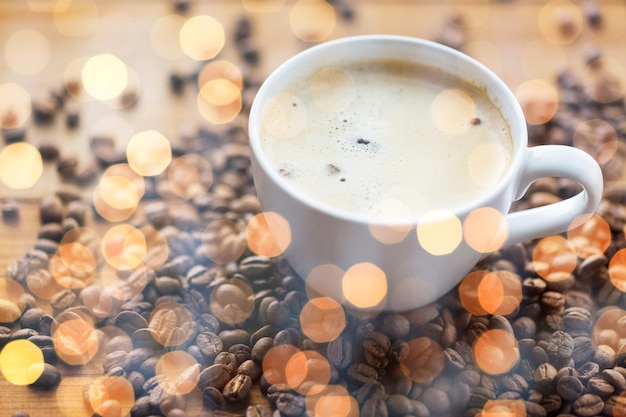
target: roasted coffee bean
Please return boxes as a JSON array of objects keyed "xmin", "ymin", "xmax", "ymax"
[
  {"xmin": 239, "ymin": 256, "xmax": 272, "ymax": 279},
  {"xmin": 115, "ymin": 311, "xmax": 149, "ymax": 336},
  {"xmin": 222, "ymin": 373, "xmax": 252, "ymax": 402},
  {"xmin": 588, "ymin": 376, "xmax": 615, "ymax": 398},
  {"xmin": 50, "ymin": 289, "xmax": 77, "ymax": 311},
  {"xmin": 572, "ymin": 394, "xmax": 604, "ymax": 417},
  {"xmin": 534, "ymin": 363, "xmax": 557, "ymax": 391},
  {"xmin": 499, "ymin": 373, "xmax": 529, "ymax": 394},
  {"xmin": 546, "ymin": 330, "xmax": 574, "ymax": 366},
  {"xmin": 275, "ymin": 392, "xmax": 305, "ymax": 417},
  {"xmin": 198, "ymin": 364, "xmax": 231, "ymax": 391},
  {"xmin": 214, "ymin": 351, "xmax": 238, "ymax": 377},
  {"xmin": 327, "ymin": 335, "xmax": 353, "ymax": 369},
  {"xmin": 251, "ymin": 337, "xmax": 274, "ymax": 363},
  {"xmin": 421, "ymin": 387, "xmax": 450, "ymax": 414},
  {"xmin": 557, "ymin": 375, "xmax": 585, "ymax": 401},
  {"xmin": 363, "ymin": 331, "xmax": 391, "ymax": 369},
  {"xmin": 273, "ymin": 328, "xmax": 301, "ymax": 347},
  {"xmin": 572, "ymin": 336, "xmax": 595, "ymax": 365},
  {"xmin": 361, "ymin": 398, "xmax": 388, "ymax": 417},
  {"xmin": 563, "ymin": 307, "xmax": 593, "ymax": 332},
  {"xmin": 219, "ymin": 329, "xmax": 250, "ymax": 350},
  {"xmin": 237, "ymin": 359, "xmax": 261, "ymax": 380},
  {"xmin": 348, "ymin": 362, "xmax": 379, "ymax": 385},
  {"xmin": 202, "ymin": 386, "xmax": 224, "ymax": 410},
  {"xmin": 593, "ymin": 344, "xmax": 617, "ymax": 369},
  {"xmin": 468, "ymin": 386, "xmax": 496, "ymax": 408},
  {"xmin": 266, "ymin": 300, "xmax": 290, "ymax": 328},
  {"xmin": 30, "ymin": 363, "xmax": 61, "ymax": 389},
  {"xmin": 196, "ymin": 330, "xmax": 223, "ymax": 362},
  {"xmin": 382, "ymin": 313, "xmax": 410, "ymax": 340}
]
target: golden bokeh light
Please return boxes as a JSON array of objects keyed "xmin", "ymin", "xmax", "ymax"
[
  {"xmin": 538, "ymin": 0, "xmax": 584, "ymax": 44},
  {"xmin": 98, "ymin": 175, "xmax": 139, "ymax": 210},
  {"xmin": 0, "ymin": 143, "xmax": 43, "ymax": 190},
  {"xmin": 468, "ymin": 143, "xmax": 510, "ymax": 189},
  {"xmin": 0, "ymin": 278, "xmax": 26, "ymax": 324},
  {"xmin": 573, "ymin": 119, "xmax": 619, "ymax": 166},
  {"xmin": 262, "ymin": 344, "xmax": 301, "ymax": 385},
  {"xmin": 400, "ymin": 337, "xmax": 444, "ymax": 383},
  {"xmin": 201, "ymin": 219, "xmax": 247, "ymax": 264},
  {"xmin": 126, "ymin": 130, "xmax": 172, "ymax": 176},
  {"xmin": 459, "ymin": 270, "xmax": 490, "ymax": 316},
  {"xmin": 593, "ymin": 307, "xmax": 626, "ymax": 351},
  {"xmin": 85, "ymin": 376, "xmax": 135, "ymax": 417},
  {"xmin": 473, "ymin": 329, "xmax": 520, "ymax": 375},
  {"xmin": 567, "ymin": 213, "xmax": 611, "ymax": 258},
  {"xmin": 342, "ymin": 263, "xmax": 387, "ymax": 309},
  {"xmin": 463, "ymin": 207, "xmax": 508, "ymax": 254},
  {"xmin": 197, "ymin": 78, "xmax": 242, "ymax": 124},
  {"xmin": 82, "ymin": 53, "xmax": 128, "ymax": 101},
  {"xmin": 0, "ymin": 83, "xmax": 31, "ymax": 128},
  {"xmin": 4, "ymin": 29, "xmax": 50, "ymax": 75},
  {"xmin": 53, "ymin": 0, "xmax": 98, "ymax": 37},
  {"xmin": 481, "ymin": 400, "xmax": 527, "ymax": 417},
  {"xmin": 242, "ymin": 0, "xmax": 286, "ymax": 13},
  {"xmin": 50, "ymin": 242, "xmax": 97, "ymax": 289},
  {"xmin": 417, "ymin": 209, "xmax": 462, "ymax": 256},
  {"xmin": 156, "ymin": 351, "xmax": 200, "ymax": 396},
  {"xmin": 150, "ymin": 14, "xmax": 186, "ymax": 60},
  {"xmin": 0, "ymin": 340, "xmax": 45, "ymax": 386},
  {"xmin": 300, "ymin": 297, "xmax": 346, "ymax": 343},
  {"xmin": 210, "ymin": 279, "xmax": 255, "ymax": 325},
  {"xmin": 197, "ymin": 60, "xmax": 243, "ymax": 91},
  {"xmin": 53, "ymin": 317, "xmax": 100, "ymax": 365},
  {"xmin": 609, "ymin": 249, "xmax": 626, "ymax": 293},
  {"xmin": 532, "ymin": 235, "xmax": 577, "ymax": 281},
  {"xmin": 310, "ymin": 66, "xmax": 356, "ymax": 112},
  {"xmin": 27, "ymin": 0, "xmax": 70, "ymax": 12},
  {"xmin": 290, "ymin": 0, "xmax": 336, "ymax": 43},
  {"xmin": 305, "ymin": 263, "xmax": 345, "ymax": 303},
  {"xmin": 285, "ymin": 350, "xmax": 331, "ymax": 395},
  {"xmin": 515, "ymin": 79, "xmax": 559, "ymax": 125},
  {"xmin": 148, "ymin": 302, "xmax": 194, "ymax": 347},
  {"xmin": 167, "ymin": 154, "xmax": 213, "ymax": 200},
  {"xmin": 459, "ymin": 270, "xmax": 522, "ymax": 316},
  {"xmin": 261, "ymin": 93, "xmax": 308, "ymax": 140},
  {"xmin": 102, "ymin": 224, "xmax": 147, "ymax": 270},
  {"xmin": 306, "ymin": 385, "xmax": 359, "ymax": 417},
  {"xmin": 367, "ymin": 198, "xmax": 413, "ymax": 244},
  {"xmin": 246, "ymin": 211, "xmax": 291, "ymax": 257},
  {"xmin": 431, "ymin": 88, "xmax": 477, "ymax": 135},
  {"xmin": 179, "ymin": 15, "xmax": 225, "ymax": 61},
  {"xmin": 582, "ymin": 57, "xmax": 626, "ymax": 104}
]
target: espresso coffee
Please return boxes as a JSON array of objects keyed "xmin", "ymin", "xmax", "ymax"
[{"xmin": 259, "ymin": 58, "xmax": 513, "ymax": 220}]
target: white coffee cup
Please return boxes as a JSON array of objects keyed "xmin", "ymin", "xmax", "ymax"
[{"xmin": 248, "ymin": 35, "xmax": 603, "ymax": 312}]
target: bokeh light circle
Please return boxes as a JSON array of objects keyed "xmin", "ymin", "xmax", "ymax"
[
  {"xmin": 515, "ymin": 79, "xmax": 559, "ymax": 125},
  {"xmin": 290, "ymin": 0, "xmax": 336, "ymax": 43},
  {"xmin": 246, "ymin": 212, "xmax": 291, "ymax": 257},
  {"xmin": 473, "ymin": 329, "xmax": 520, "ymax": 375},
  {"xmin": 532, "ymin": 235, "xmax": 577, "ymax": 281},
  {"xmin": 126, "ymin": 130, "xmax": 172, "ymax": 176},
  {"xmin": 300, "ymin": 297, "xmax": 346, "ymax": 343},
  {"xmin": 399, "ymin": 337, "xmax": 444, "ymax": 383},
  {"xmin": 0, "ymin": 143, "xmax": 43, "ymax": 190},
  {"xmin": 209, "ymin": 279, "xmax": 255, "ymax": 325},
  {"xmin": 82, "ymin": 53, "xmax": 128, "ymax": 101},
  {"xmin": 417, "ymin": 209, "xmax": 462, "ymax": 256},
  {"xmin": 463, "ymin": 207, "xmax": 508, "ymax": 253},
  {"xmin": 342, "ymin": 263, "xmax": 387, "ymax": 309},
  {"xmin": 179, "ymin": 15, "xmax": 225, "ymax": 61},
  {"xmin": 0, "ymin": 340, "xmax": 44, "ymax": 385}
]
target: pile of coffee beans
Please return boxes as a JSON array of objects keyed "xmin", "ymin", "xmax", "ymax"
[{"xmin": 2, "ymin": 2, "xmax": 626, "ymax": 417}]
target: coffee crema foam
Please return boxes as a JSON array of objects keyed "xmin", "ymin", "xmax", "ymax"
[{"xmin": 260, "ymin": 58, "xmax": 513, "ymax": 221}]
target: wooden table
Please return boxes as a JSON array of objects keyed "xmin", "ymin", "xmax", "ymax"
[{"xmin": 1, "ymin": 1, "xmax": 625, "ymax": 416}]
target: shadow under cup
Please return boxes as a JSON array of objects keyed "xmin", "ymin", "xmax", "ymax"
[{"xmin": 248, "ymin": 35, "xmax": 535, "ymax": 312}]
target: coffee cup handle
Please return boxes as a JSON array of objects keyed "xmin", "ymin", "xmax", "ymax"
[{"xmin": 505, "ymin": 145, "xmax": 603, "ymax": 246}]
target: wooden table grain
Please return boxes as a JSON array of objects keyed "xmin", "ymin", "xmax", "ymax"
[{"xmin": 1, "ymin": 1, "xmax": 625, "ymax": 416}]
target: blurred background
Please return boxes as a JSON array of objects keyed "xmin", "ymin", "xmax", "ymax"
[{"xmin": 1, "ymin": 1, "xmax": 626, "ymax": 416}]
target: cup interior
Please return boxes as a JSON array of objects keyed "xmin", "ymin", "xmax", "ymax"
[{"xmin": 249, "ymin": 35, "xmax": 528, "ymax": 225}]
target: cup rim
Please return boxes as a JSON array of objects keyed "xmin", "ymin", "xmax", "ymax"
[{"xmin": 248, "ymin": 34, "xmax": 528, "ymax": 226}]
